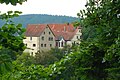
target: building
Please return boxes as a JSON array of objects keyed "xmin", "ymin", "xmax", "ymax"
[{"xmin": 23, "ymin": 24, "xmax": 82, "ymax": 56}]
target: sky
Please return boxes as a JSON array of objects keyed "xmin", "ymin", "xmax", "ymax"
[{"xmin": 0, "ymin": 0, "xmax": 86, "ymax": 17}]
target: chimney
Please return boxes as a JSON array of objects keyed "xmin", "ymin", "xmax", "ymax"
[
  {"xmin": 64, "ymin": 26, "xmax": 66, "ymax": 32},
  {"xmin": 67, "ymin": 23, "xmax": 69, "ymax": 25}
]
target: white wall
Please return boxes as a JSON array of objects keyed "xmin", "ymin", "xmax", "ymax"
[
  {"xmin": 23, "ymin": 37, "xmax": 39, "ymax": 56},
  {"xmin": 66, "ymin": 41, "xmax": 72, "ymax": 46},
  {"xmin": 71, "ymin": 29, "xmax": 82, "ymax": 44}
]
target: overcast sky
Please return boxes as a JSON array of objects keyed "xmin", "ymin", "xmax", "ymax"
[{"xmin": 0, "ymin": 0, "xmax": 86, "ymax": 17}]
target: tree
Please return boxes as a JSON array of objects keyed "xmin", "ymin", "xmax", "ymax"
[
  {"xmin": 0, "ymin": 11, "xmax": 26, "ymax": 58},
  {"xmin": 0, "ymin": 0, "xmax": 27, "ymax": 76},
  {"xmin": 74, "ymin": 0, "xmax": 120, "ymax": 79},
  {"xmin": 35, "ymin": 50, "xmax": 58, "ymax": 66},
  {"xmin": 14, "ymin": 52, "xmax": 35, "ymax": 66},
  {"xmin": 40, "ymin": 0, "xmax": 120, "ymax": 79},
  {"xmin": 1, "ymin": 0, "xmax": 120, "ymax": 80},
  {"xmin": 0, "ymin": 0, "xmax": 27, "ymax": 5}
]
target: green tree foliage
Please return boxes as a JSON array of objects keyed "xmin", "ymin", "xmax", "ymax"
[
  {"xmin": 0, "ymin": 0, "xmax": 27, "ymax": 5},
  {"xmin": 72, "ymin": 0, "xmax": 120, "ymax": 79},
  {"xmin": 14, "ymin": 52, "xmax": 35, "ymax": 66},
  {"xmin": 35, "ymin": 51, "xmax": 58, "ymax": 66},
  {"xmin": 34, "ymin": 46, "xmax": 72, "ymax": 66},
  {"xmin": 1, "ymin": 0, "xmax": 120, "ymax": 80},
  {"xmin": 0, "ymin": 11, "xmax": 26, "ymax": 59},
  {"xmin": 0, "ymin": 48, "xmax": 13, "ymax": 76},
  {"xmin": 16, "ymin": 0, "xmax": 118, "ymax": 79},
  {"xmin": 0, "ymin": 0, "xmax": 26, "ymax": 76},
  {"xmin": 0, "ymin": 11, "xmax": 26, "ymax": 77},
  {"xmin": 50, "ymin": 46, "xmax": 72, "ymax": 60}
]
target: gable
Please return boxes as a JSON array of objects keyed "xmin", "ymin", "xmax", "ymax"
[
  {"xmin": 25, "ymin": 24, "xmax": 46, "ymax": 37},
  {"xmin": 40, "ymin": 25, "xmax": 55, "ymax": 37},
  {"xmin": 48, "ymin": 24, "xmax": 77, "ymax": 40},
  {"xmin": 25, "ymin": 24, "xmax": 81, "ymax": 40}
]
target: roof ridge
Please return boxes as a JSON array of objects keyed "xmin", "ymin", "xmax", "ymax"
[{"xmin": 25, "ymin": 23, "xmax": 78, "ymax": 40}]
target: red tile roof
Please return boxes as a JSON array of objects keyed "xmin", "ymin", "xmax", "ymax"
[
  {"xmin": 25, "ymin": 24, "xmax": 80, "ymax": 40},
  {"xmin": 25, "ymin": 24, "xmax": 46, "ymax": 37}
]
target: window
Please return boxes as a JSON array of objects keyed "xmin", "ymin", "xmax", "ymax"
[
  {"xmin": 33, "ymin": 44, "xmax": 36, "ymax": 47},
  {"xmin": 49, "ymin": 32, "xmax": 51, "ymax": 34},
  {"xmin": 41, "ymin": 44, "xmax": 43, "ymax": 47},
  {"xmin": 30, "ymin": 37, "xmax": 32, "ymax": 40},
  {"xmin": 31, "ymin": 52, "xmax": 33, "ymax": 56},
  {"xmin": 25, "ymin": 44, "xmax": 27, "ymax": 46},
  {"xmin": 44, "ymin": 44, "xmax": 46, "ymax": 47},
  {"xmin": 48, "ymin": 37, "xmax": 53, "ymax": 41},
  {"xmin": 41, "ymin": 36, "xmax": 44, "ymax": 40},
  {"xmin": 56, "ymin": 42, "xmax": 58, "ymax": 47},
  {"xmin": 59, "ymin": 42, "xmax": 60, "ymax": 47},
  {"xmin": 77, "ymin": 36, "xmax": 78, "ymax": 39},
  {"xmin": 48, "ymin": 37, "xmax": 50, "ymax": 41},
  {"xmin": 61, "ymin": 41, "xmax": 63, "ymax": 47},
  {"xmin": 79, "ymin": 30, "xmax": 81, "ymax": 32},
  {"xmin": 44, "ymin": 32, "xmax": 45, "ymax": 34},
  {"xmin": 51, "ymin": 37, "xmax": 53, "ymax": 41},
  {"xmin": 50, "ymin": 44, "xmax": 52, "ymax": 47}
]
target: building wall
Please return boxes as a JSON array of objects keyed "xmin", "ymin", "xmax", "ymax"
[
  {"xmin": 71, "ymin": 29, "xmax": 82, "ymax": 44},
  {"xmin": 66, "ymin": 41, "xmax": 72, "ymax": 46},
  {"xmin": 23, "ymin": 37, "xmax": 39, "ymax": 56},
  {"xmin": 23, "ymin": 26, "xmax": 82, "ymax": 56},
  {"xmin": 39, "ymin": 26, "xmax": 55, "ymax": 51}
]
